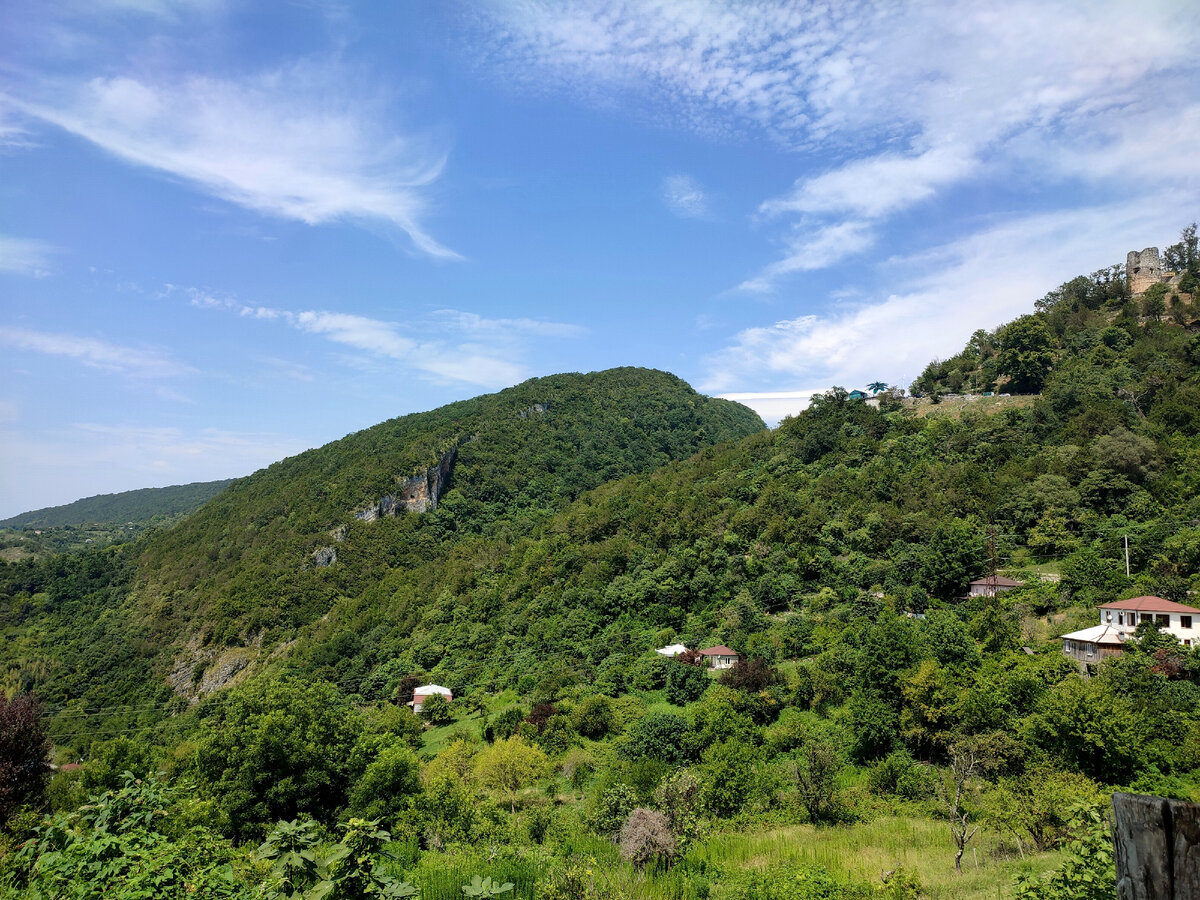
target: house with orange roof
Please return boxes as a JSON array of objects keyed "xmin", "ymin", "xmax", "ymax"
[{"xmin": 1061, "ymin": 595, "xmax": 1200, "ymax": 666}]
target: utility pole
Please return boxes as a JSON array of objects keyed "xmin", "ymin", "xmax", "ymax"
[
  {"xmin": 987, "ymin": 525, "xmax": 998, "ymax": 595},
  {"xmin": 1124, "ymin": 535, "xmax": 1131, "ymax": 578}
]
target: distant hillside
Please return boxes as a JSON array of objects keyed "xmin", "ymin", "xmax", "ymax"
[
  {"xmin": 0, "ymin": 480, "xmax": 236, "ymax": 529},
  {"xmin": 134, "ymin": 367, "xmax": 765, "ymax": 642}
]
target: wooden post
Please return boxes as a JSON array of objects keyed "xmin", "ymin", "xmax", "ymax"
[{"xmin": 1112, "ymin": 793, "xmax": 1200, "ymax": 899}]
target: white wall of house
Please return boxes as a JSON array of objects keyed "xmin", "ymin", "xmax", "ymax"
[{"xmin": 1100, "ymin": 608, "xmax": 1197, "ymax": 647}]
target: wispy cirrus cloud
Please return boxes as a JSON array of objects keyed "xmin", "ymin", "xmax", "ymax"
[
  {"xmin": 0, "ymin": 325, "xmax": 192, "ymax": 378},
  {"xmin": 184, "ymin": 289, "xmax": 582, "ymax": 389},
  {"xmin": 479, "ymin": 1, "xmax": 1199, "ymax": 290},
  {"xmin": 705, "ymin": 198, "xmax": 1188, "ymax": 398},
  {"xmin": 0, "ymin": 235, "xmax": 57, "ymax": 277},
  {"xmin": 662, "ymin": 174, "xmax": 709, "ymax": 218},
  {"xmin": 11, "ymin": 64, "xmax": 457, "ymax": 259}
]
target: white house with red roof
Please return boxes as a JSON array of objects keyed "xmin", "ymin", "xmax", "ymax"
[
  {"xmin": 698, "ymin": 645, "xmax": 740, "ymax": 669},
  {"xmin": 968, "ymin": 575, "xmax": 1024, "ymax": 597},
  {"xmin": 409, "ymin": 684, "xmax": 453, "ymax": 713},
  {"xmin": 1061, "ymin": 595, "xmax": 1200, "ymax": 665}
]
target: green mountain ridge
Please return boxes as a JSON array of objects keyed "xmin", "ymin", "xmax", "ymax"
[{"xmin": 0, "ymin": 480, "xmax": 236, "ymax": 530}]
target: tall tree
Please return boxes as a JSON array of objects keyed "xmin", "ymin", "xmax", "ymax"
[{"xmin": 0, "ymin": 692, "xmax": 49, "ymax": 822}]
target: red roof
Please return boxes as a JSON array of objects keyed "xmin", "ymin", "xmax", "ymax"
[
  {"xmin": 1099, "ymin": 596, "xmax": 1200, "ymax": 614},
  {"xmin": 698, "ymin": 645, "xmax": 739, "ymax": 656}
]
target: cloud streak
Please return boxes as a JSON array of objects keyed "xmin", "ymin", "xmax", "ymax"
[
  {"xmin": 662, "ymin": 174, "xmax": 709, "ymax": 218},
  {"xmin": 0, "ymin": 325, "xmax": 192, "ymax": 378},
  {"xmin": 480, "ymin": 1, "xmax": 1200, "ymax": 289},
  {"xmin": 705, "ymin": 198, "xmax": 1189, "ymax": 395},
  {"xmin": 13, "ymin": 66, "xmax": 457, "ymax": 258},
  {"xmin": 184, "ymin": 289, "xmax": 582, "ymax": 389},
  {"xmin": 0, "ymin": 235, "xmax": 57, "ymax": 277}
]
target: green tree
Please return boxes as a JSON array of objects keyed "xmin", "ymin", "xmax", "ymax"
[
  {"xmin": 349, "ymin": 741, "xmax": 422, "ymax": 823},
  {"xmin": 195, "ymin": 678, "xmax": 362, "ymax": 841},
  {"xmin": 472, "ymin": 735, "xmax": 549, "ymax": 813},
  {"xmin": 419, "ymin": 692, "xmax": 453, "ymax": 726},
  {"xmin": 790, "ymin": 739, "xmax": 843, "ymax": 825},
  {"xmin": 988, "ymin": 766, "xmax": 1103, "ymax": 853},
  {"xmin": 698, "ymin": 740, "xmax": 758, "ymax": 818},
  {"xmin": 997, "ymin": 315, "xmax": 1056, "ymax": 393},
  {"xmin": 0, "ymin": 693, "xmax": 48, "ymax": 823},
  {"xmin": 665, "ymin": 661, "xmax": 710, "ymax": 706}
]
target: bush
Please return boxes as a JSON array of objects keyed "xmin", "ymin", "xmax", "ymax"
[
  {"xmin": 589, "ymin": 782, "xmax": 637, "ymax": 838},
  {"xmin": 719, "ymin": 658, "xmax": 778, "ymax": 692},
  {"xmin": 620, "ymin": 713, "xmax": 690, "ymax": 765},
  {"xmin": 349, "ymin": 741, "xmax": 422, "ymax": 823},
  {"xmin": 665, "ymin": 662, "xmax": 710, "ymax": 706},
  {"xmin": 0, "ymin": 693, "xmax": 48, "ymax": 823},
  {"xmin": 618, "ymin": 808, "xmax": 677, "ymax": 870},
  {"xmin": 485, "ymin": 707, "xmax": 526, "ymax": 743},
  {"xmin": 571, "ymin": 695, "xmax": 614, "ymax": 739}
]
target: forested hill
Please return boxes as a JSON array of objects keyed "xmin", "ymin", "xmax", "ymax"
[
  {"xmin": 133, "ymin": 368, "xmax": 765, "ymax": 643},
  {"xmin": 0, "ymin": 480, "xmax": 235, "ymax": 530}
]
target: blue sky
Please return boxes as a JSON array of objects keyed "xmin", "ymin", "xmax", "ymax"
[{"xmin": 1, "ymin": 0, "xmax": 1198, "ymax": 517}]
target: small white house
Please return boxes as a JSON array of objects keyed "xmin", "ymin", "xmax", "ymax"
[
  {"xmin": 698, "ymin": 645, "xmax": 740, "ymax": 669},
  {"xmin": 409, "ymin": 684, "xmax": 453, "ymax": 713},
  {"xmin": 968, "ymin": 576, "xmax": 1023, "ymax": 597},
  {"xmin": 1097, "ymin": 596, "xmax": 1200, "ymax": 647},
  {"xmin": 656, "ymin": 643, "xmax": 689, "ymax": 657}
]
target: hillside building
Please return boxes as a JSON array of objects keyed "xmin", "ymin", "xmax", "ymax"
[{"xmin": 1060, "ymin": 595, "xmax": 1200, "ymax": 666}]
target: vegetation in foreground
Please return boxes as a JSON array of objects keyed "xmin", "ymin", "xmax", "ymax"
[{"xmin": 2, "ymin": 225, "xmax": 1199, "ymax": 897}]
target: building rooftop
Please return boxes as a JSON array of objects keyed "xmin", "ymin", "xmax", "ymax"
[
  {"xmin": 656, "ymin": 643, "xmax": 689, "ymax": 656},
  {"xmin": 698, "ymin": 645, "xmax": 738, "ymax": 656},
  {"xmin": 1061, "ymin": 624, "xmax": 1126, "ymax": 645},
  {"xmin": 1098, "ymin": 596, "xmax": 1200, "ymax": 614},
  {"xmin": 413, "ymin": 684, "xmax": 452, "ymax": 695}
]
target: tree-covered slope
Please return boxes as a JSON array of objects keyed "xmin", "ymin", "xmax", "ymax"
[
  {"xmin": 0, "ymin": 481, "xmax": 235, "ymax": 530},
  {"xmin": 291, "ymin": 296, "xmax": 1200, "ymax": 704},
  {"xmin": 133, "ymin": 368, "xmax": 764, "ymax": 641}
]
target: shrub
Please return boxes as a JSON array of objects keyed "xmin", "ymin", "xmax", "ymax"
[
  {"xmin": 719, "ymin": 658, "xmax": 779, "ymax": 692},
  {"xmin": 618, "ymin": 808, "xmax": 677, "ymax": 870},
  {"xmin": 0, "ymin": 693, "xmax": 48, "ymax": 823},
  {"xmin": 620, "ymin": 713, "xmax": 690, "ymax": 764},
  {"xmin": 571, "ymin": 695, "xmax": 614, "ymax": 739},
  {"xmin": 589, "ymin": 782, "xmax": 637, "ymax": 838},
  {"xmin": 484, "ymin": 706, "xmax": 526, "ymax": 743},
  {"xmin": 665, "ymin": 662, "xmax": 710, "ymax": 706}
]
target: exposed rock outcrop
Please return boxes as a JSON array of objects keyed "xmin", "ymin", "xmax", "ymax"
[
  {"xmin": 1128, "ymin": 247, "xmax": 1165, "ymax": 295},
  {"xmin": 518, "ymin": 402, "xmax": 550, "ymax": 419},
  {"xmin": 355, "ymin": 447, "xmax": 457, "ymax": 520},
  {"xmin": 312, "ymin": 546, "xmax": 337, "ymax": 567}
]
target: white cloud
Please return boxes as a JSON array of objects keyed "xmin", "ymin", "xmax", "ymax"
[
  {"xmin": 184, "ymin": 288, "xmax": 581, "ymax": 388},
  {"xmin": 737, "ymin": 221, "xmax": 874, "ymax": 293},
  {"xmin": 480, "ymin": 1, "xmax": 1200, "ymax": 288},
  {"xmin": 759, "ymin": 145, "xmax": 978, "ymax": 220},
  {"xmin": 15, "ymin": 66, "xmax": 457, "ymax": 258},
  {"xmin": 0, "ymin": 325, "xmax": 192, "ymax": 378},
  {"xmin": 706, "ymin": 198, "xmax": 1188, "ymax": 394},
  {"xmin": 662, "ymin": 174, "xmax": 709, "ymax": 218},
  {"xmin": 718, "ymin": 389, "xmax": 826, "ymax": 427},
  {"xmin": 0, "ymin": 235, "xmax": 57, "ymax": 277},
  {"xmin": 429, "ymin": 309, "xmax": 586, "ymax": 339}
]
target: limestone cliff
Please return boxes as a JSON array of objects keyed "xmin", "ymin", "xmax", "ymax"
[{"xmin": 355, "ymin": 446, "xmax": 457, "ymax": 522}]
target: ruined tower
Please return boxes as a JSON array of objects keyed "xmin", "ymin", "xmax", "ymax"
[{"xmin": 1126, "ymin": 247, "xmax": 1163, "ymax": 295}]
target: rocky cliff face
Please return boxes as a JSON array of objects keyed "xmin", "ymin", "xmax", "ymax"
[{"xmin": 355, "ymin": 447, "xmax": 457, "ymax": 522}]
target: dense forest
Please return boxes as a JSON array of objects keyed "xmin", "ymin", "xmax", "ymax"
[{"xmin": 1, "ymin": 227, "xmax": 1199, "ymax": 899}]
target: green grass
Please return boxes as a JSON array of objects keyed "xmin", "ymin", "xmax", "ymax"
[
  {"xmin": 683, "ymin": 817, "xmax": 1063, "ymax": 900},
  {"xmin": 420, "ymin": 712, "xmax": 485, "ymax": 757}
]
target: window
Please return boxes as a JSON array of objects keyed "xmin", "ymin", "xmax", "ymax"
[
  {"xmin": 1156, "ymin": 614, "xmax": 1170, "ymax": 627},
  {"xmin": 1142, "ymin": 612, "xmax": 1155, "ymax": 624},
  {"xmin": 1087, "ymin": 643, "xmax": 1095, "ymax": 657},
  {"xmin": 1105, "ymin": 610, "xmax": 1113, "ymax": 623},
  {"xmin": 1118, "ymin": 612, "xmax": 1126, "ymax": 626},
  {"xmin": 1182, "ymin": 616, "xmax": 1192, "ymax": 629}
]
